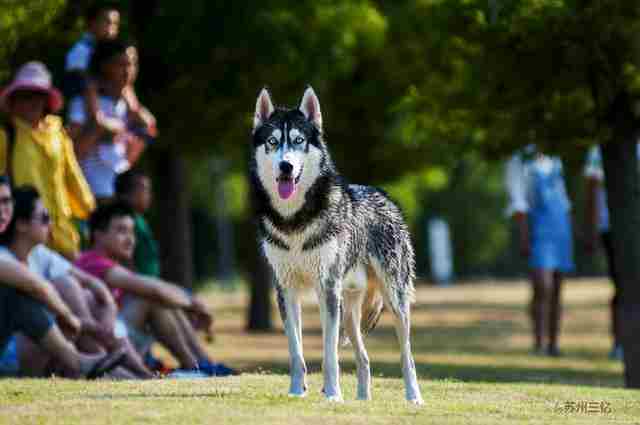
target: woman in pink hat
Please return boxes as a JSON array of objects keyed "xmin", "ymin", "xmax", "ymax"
[{"xmin": 0, "ymin": 61, "xmax": 95, "ymax": 260}]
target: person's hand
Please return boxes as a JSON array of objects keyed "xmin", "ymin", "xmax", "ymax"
[
  {"xmin": 188, "ymin": 297, "xmax": 214, "ymax": 334},
  {"xmin": 97, "ymin": 111, "xmax": 127, "ymax": 135},
  {"xmin": 58, "ymin": 311, "xmax": 82, "ymax": 340}
]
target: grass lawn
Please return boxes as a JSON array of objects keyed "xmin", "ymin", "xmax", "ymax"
[{"xmin": 1, "ymin": 278, "xmax": 639, "ymax": 424}]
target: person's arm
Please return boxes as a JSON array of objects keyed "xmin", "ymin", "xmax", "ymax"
[
  {"xmin": 66, "ymin": 122, "xmax": 104, "ymax": 161},
  {"xmin": 125, "ymin": 134, "xmax": 145, "ymax": 166},
  {"xmin": 69, "ymin": 267, "xmax": 117, "ymax": 313},
  {"xmin": 123, "ymin": 85, "xmax": 157, "ymax": 131},
  {"xmin": 67, "ymin": 268, "xmax": 117, "ymax": 340},
  {"xmin": 514, "ymin": 211, "xmax": 530, "ymax": 258},
  {"xmin": 583, "ymin": 146, "xmax": 604, "ymax": 253},
  {"xmin": 104, "ymin": 264, "xmax": 193, "ymax": 309},
  {"xmin": 0, "ymin": 259, "xmax": 77, "ymax": 325},
  {"xmin": 505, "ymin": 154, "xmax": 530, "ymax": 258}
]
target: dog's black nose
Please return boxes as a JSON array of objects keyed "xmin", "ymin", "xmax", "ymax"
[{"xmin": 279, "ymin": 161, "xmax": 293, "ymax": 175}]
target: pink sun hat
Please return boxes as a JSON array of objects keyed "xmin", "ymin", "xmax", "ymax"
[{"xmin": 0, "ymin": 61, "xmax": 63, "ymax": 113}]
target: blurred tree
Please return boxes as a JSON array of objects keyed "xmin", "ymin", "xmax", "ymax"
[{"xmin": 387, "ymin": 0, "xmax": 640, "ymax": 388}]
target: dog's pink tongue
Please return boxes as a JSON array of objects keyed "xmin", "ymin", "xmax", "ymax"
[{"xmin": 278, "ymin": 180, "xmax": 295, "ymax": 199}]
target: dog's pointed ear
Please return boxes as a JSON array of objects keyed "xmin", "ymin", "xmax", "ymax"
[
  {"xmin": 253, "ymin": 87, "xmax": 275, "ymax": 132},
  {"xmin": 299, "ymin": 86, "xmax": 322, "ymax": 131}
]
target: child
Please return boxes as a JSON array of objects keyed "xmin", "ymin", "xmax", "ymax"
[
  {"xmin": 114, "ymin": 170, "xmax": 159, "ymax": 277},
  {"xmin": 67, "ymin": 39, "xmax": 146, "ymax": 202},
  {"xmin": 505, "ymin": 145, "xmax": 574, "ymax": 357}
]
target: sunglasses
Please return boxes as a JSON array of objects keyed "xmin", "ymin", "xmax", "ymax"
[{"xmin": 32, "ymin": 211, "xmax": 51, "ymax": 225}]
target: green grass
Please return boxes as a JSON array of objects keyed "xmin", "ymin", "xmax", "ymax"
[{"xmin": 1, "ymin": 278, "xmax": 639, "ymax": 424}]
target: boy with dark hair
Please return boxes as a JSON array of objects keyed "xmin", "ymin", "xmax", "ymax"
[
  {"xmin": 64, "ymin": 2, "xmax": 121, "ymax": 102},
  {"xmin": 75, "ymin": 202, "xmax": 235, "ymax": 376},
  {"xmin": 114, "ymin": 169, "xmax": 158, "ymax": 277}
]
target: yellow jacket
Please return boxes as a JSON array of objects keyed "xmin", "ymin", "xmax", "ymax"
[{"xmin": 0, "ymin": 116, "xmax": 95, "ymax": 258}]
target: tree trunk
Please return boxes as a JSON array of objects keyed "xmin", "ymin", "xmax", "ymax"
[
  {"xmin": 246, "ymin": 190, "xmax": 273, "ymax": 332},
  {"xmin": 154, "ymin": 149, "xmax": 195, "ymax": 289},
  {"xmin": 602, "ymin": 97, "xmax": 640, "ymax": 388}
]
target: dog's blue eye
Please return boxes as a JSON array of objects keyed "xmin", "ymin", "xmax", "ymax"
[
  {"xmin": 293, "ymin": 136, "xmax": 305, "ymax": 145},
  {"xmin": 266, "ymin": 136, "xmax": 278, "ymax": 147}
]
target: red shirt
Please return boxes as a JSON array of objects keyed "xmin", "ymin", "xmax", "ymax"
[{"xmin": 74, "ymin": 250, "xmax": 124, "ymax": 305}]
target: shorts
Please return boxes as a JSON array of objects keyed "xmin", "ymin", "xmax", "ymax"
[{"xmin": 115, "ymin": 317, "xmax": 154, "ymax": 355}]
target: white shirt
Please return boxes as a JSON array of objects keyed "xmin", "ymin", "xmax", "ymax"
[
  {"xmin": 505, "ymin": 146, "xmax": 570, "ymax": 217},
  {"xmin": 583, "ymin": 144, "xmax": 640, "ymax": 232},
  {"xmin": 68, "ymin": 95, "xmax": 130, "ymax": 198},
  {"xmin": 0, "ymin": 244, "xmax": 72, "ymax": 282}
]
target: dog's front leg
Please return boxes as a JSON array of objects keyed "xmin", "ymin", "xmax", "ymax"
[
  {"xmin": 281, "ymin": 286, "xmax": 307, "ymax": 397},
  {"xmin": 317, "ymin": 281, "xmax": 343, "ymax": 402}
]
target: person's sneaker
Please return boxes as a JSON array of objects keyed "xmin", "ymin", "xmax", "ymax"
[
  {"xmin": 609, "ymin": 345, "xmax": 624, "ymax": 361},
  {"xmin": 197, "ymin": 361, "xmax": 239, "ymax": 377},
  {"xmin": 165, "ymin": 368, "xmax": 209, "ymax": 379}
]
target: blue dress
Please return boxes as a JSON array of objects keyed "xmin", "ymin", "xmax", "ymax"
[{"xmin": 506, "ymin": 148, "xmax": 574, "ymax": 272}]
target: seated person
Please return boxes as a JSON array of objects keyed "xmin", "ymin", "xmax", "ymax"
[
  {"xmin": 1, "ymin": 185, "xmax": 150, "ymax": 378},
  {"xmin": 0, "ymin": 177, "xmax": 125, "ymax": 378},
  {"xmin": 75, "ymin": 202, "xmax": 236, "ymax": 376}
]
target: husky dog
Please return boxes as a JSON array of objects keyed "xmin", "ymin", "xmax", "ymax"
[{"xmin": 250, "ymin": 87, "xmax": 423, "ymax": 404}]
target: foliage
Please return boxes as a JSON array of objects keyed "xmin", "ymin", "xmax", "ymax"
[
  {"xmin": 388, "ymin": 1, "xmax": 640, "ymax": 158},
  {"xmin": 0, "ymin": 0, "xmax": 627, "ymax": 281}
]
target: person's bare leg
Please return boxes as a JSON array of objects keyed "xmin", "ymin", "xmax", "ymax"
[
  {"xmin": 120, "ymin": 297, "xmax": 198, "ymax": 369},
  {"xmin": 36, "ymin": 325, "xmax": 108, "ymax": 378},
  {"xmin": 530, "ymin": 269, "xmax": 553, "ymax": 351},
  {"xmin": 529, "ymin": 269, "xmax": 543, "ymax": 351},
  {"xmin": 53, "ymin": 276, "xmax": 104, "ymax": 353},
  {"xmin": 16, "ymin": 333, "xmax": 50, "ymax": 376},
  {"xmin": 120, "ymin": 338, "xmax": 154, "ymax": 378},
  {"xmin": 148, "ymin": 306, "xmax": 199, "ymax": 369},
  {"xmin": 173, "ymin": 310, "xmax": 211, "ymax": 363},
  {"xmin": 548, "ymin": 271, "xmax": 563, "ymax": 354}
]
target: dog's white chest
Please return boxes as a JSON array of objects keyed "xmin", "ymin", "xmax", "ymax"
[{"xmin": 262, "ymin": 219, "xmax": 339, "ymax": 290}]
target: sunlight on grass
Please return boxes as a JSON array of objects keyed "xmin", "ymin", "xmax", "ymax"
[{"xmin": 1, "ymin": 278, "xmax": 639, "ymax": 424}]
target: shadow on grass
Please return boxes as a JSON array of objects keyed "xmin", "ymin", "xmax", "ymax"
[
  {"xmin": 287, "ymin": 320, "xmax": 609, "ymax": 360},
  {"xmin": 85, "ymin": 390, "xmax": 241, "ymax": 400},
  {"xmin": 244, "ymin": 359, "xmax": 623, "ymax": 388}
]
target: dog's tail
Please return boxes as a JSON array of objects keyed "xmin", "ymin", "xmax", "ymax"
[
  {"xmin": 361, "ymin": 267, "xmax": 385, "ymax": 337},
  {"xmin": 340, "ymin": 266, "xmax": 385, "ymax": 347}
]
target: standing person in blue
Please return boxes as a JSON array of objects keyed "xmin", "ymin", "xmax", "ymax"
[
  {"xmin": 505, "ymin": 145, "xmax": 574, "ymax": 357},
  {"xmin": 582, "ymin": 145, "xmax": 639, "ymax": 360}
]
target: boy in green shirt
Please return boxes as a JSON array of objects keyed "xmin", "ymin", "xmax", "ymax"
[
  {"xmin": 114, "ymin": 170, "xmax": 159, "ymax": 277},
  {"xmin": 114, "ymin": 169, "xmax": 236, "ymax": 376}
]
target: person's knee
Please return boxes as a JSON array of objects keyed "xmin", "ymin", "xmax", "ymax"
[
  {"xmin": 53, "ymin": 275, "xmax": 83, "ymax": 297},
  {"xmin": 11, "ymin": 291, "xmax": 55, "ymax": 343}
]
